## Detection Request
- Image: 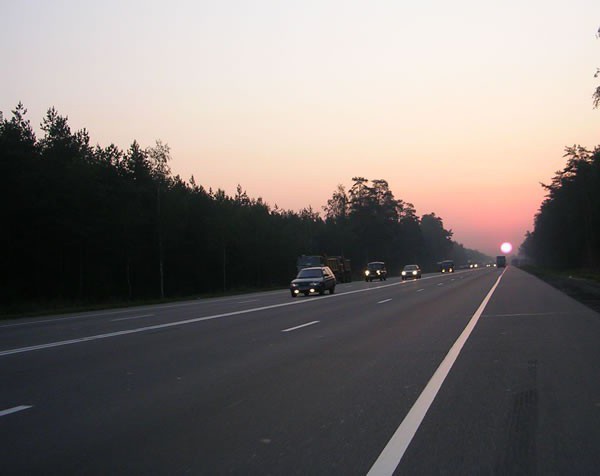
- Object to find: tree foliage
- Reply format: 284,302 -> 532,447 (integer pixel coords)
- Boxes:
520,145 -> 600,269
1,105 -> 483,314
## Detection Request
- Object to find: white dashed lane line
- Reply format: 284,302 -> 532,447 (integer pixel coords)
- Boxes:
0,406 -> 32,418
377,299 -> 392,304
111,314 -> 154,322
282,321 -> 320,332
2,273 -> 479,357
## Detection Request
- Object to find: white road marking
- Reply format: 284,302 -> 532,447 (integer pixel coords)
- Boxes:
416,289 -> 425,292
281,321 -> 320,332
111,314 -> 154,322
486,312 -> 567,317
437,283 -> 444,286
0,405 -> 32,417
0,297 -> 330,357
237,299 -> 259,304
367,269 -> 506,476
0,273 -> 472,357
377,299 -> 392,304
0,294 -> 274,329
0,310 -> 146,328
0,303 -> 201,328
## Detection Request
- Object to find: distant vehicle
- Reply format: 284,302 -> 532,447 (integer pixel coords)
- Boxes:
297,255 -> 351,283
496,255 -> 507,268
290,266 -> 336,297
326,256 -> 352,283
296,255 -> 326,273
401,264 -> 422,280
365,261 -> 387,282
440,260 -> 454,273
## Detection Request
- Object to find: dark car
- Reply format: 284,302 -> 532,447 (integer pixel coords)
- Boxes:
401,264 -> 422,280
365,261 -> 387,282
290,266 -> 336,297
440,260 -> 454,273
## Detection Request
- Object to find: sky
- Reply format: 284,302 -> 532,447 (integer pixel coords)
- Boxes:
2,0 -> 599,256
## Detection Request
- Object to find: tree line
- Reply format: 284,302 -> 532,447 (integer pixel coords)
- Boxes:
521,28 -> 600,270
1,103 -> 486,314
520,145 -> 600,270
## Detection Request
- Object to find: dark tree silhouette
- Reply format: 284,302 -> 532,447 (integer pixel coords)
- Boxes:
0,105 -> 489,315
521,145 -> 600,270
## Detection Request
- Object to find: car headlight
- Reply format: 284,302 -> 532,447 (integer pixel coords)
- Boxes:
401,271 -> 406,276
365,270 -> 370,276
412,270 -> 417,275
376,270 -> 381,275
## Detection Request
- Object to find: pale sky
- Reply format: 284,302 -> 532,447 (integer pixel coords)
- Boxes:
2,0 -> 599,255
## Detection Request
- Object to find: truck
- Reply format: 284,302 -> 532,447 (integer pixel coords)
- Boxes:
296,255 -> 325,273
326,256 -> 352,283
296,255 -> 352,283
496,255 -> 506,268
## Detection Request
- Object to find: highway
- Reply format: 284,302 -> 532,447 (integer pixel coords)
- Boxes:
1,266 -> 600,475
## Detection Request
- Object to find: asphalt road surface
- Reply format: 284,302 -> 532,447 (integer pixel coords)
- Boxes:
1,266 -> 600,475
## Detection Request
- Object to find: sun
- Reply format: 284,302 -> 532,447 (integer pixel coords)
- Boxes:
500,242 -> 513,254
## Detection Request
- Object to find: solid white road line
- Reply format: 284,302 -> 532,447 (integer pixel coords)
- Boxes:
0,405 -> 32,417
281,321 -> 320,332
0,272 -> 486,357
111,314 -> 154,322
377,299 -> 392,304
0,301 -> 303,357
367,269 -> 506,476
0,303 -> 203,328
